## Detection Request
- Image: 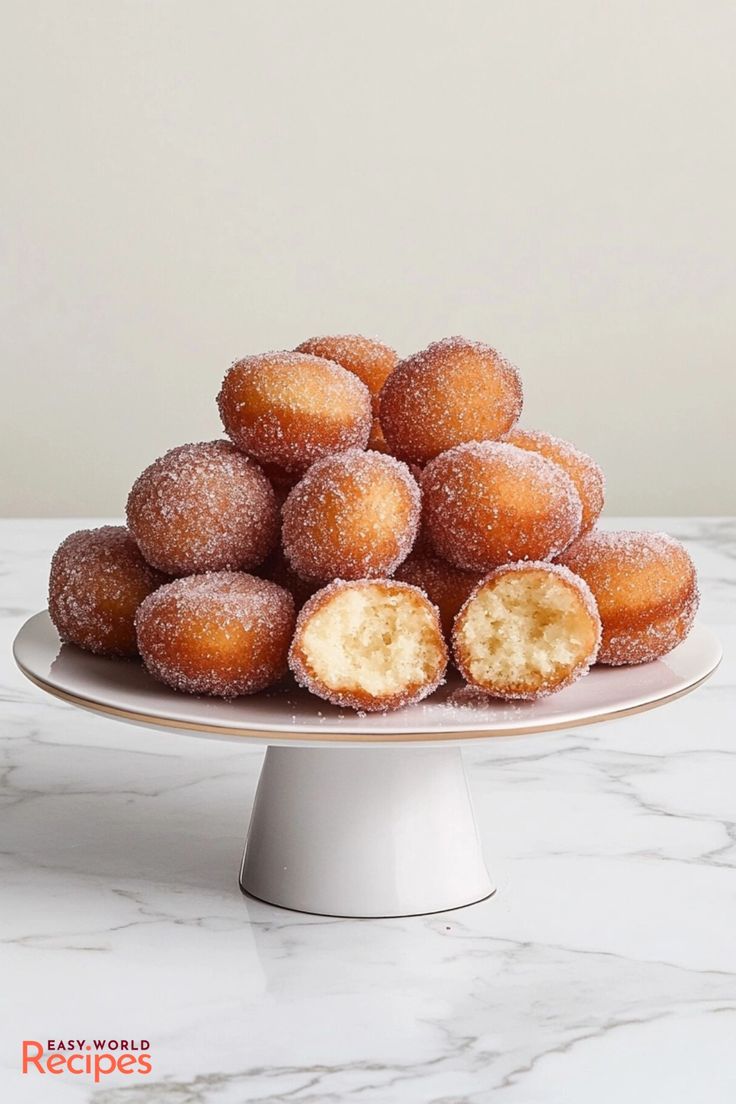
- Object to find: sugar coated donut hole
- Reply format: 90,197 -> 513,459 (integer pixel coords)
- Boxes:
294,334 -> 397,416
49,526 -> 166,657
379,336 -> 523,465
289,579 -> 448,712
281,449 -> 421,583
421,441 -> 583,572
136,572 -> 296,697
394,553 -> 482,640
126,440 -> 278,576
217,351 -> 371,472
557,530 -> 699,665
452,562 -> 601,700
504,428 -> 605,533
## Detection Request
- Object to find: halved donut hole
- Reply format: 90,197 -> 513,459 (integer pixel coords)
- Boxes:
453,565 -> 600,700
290,581 -> 447,711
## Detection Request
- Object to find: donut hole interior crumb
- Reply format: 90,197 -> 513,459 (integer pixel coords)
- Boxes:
457,573 -> 593,688
300,589 -> 442,698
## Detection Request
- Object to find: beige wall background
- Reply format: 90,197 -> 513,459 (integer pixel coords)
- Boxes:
1,0 -> 734,517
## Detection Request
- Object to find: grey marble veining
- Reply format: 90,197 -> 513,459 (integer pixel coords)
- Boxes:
1,518 -> 734,1103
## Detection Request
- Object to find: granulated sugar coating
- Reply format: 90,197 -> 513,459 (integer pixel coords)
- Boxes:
217,351 -> 372,472
126,440 -> 278,576
452,561 -> 601,701
422,441 -> 583,572
504,427 -> 605,534
379,336 -> 523,465
558,530 -> 699,665
294,334 -> 397,414
281,449 -> 421,583
136,572 -> 296,697
289,578 -> 448,712
49,526 -> 166,657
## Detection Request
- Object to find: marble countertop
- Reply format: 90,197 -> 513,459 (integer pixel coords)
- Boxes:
1,518 -> 734,1103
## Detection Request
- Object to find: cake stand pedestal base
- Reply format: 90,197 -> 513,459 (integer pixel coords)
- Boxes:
240,745 -> 494,917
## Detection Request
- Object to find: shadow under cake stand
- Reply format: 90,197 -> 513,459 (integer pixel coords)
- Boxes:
14,612 -> 721,918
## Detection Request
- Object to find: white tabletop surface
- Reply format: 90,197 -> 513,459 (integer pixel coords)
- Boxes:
1,517 -> 734,1103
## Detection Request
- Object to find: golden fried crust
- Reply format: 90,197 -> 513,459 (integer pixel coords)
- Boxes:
558,530 -> 699,664
136,572 -> 295,697
49,526 -> 166,657
288,579 -> 448,712
452,562 -> 601,700
505,428 -> 605,534
281,449 -> 421,583
217,351 -> 371,472
295,334 -> 397,415
421,441 -> 582,572
394,553 -> 482,639
379,336 -> 523,464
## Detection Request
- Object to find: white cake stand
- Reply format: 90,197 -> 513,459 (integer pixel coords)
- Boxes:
13,612 -> 721,918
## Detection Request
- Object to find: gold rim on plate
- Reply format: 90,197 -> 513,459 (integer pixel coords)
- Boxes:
15,657 -> 719,744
